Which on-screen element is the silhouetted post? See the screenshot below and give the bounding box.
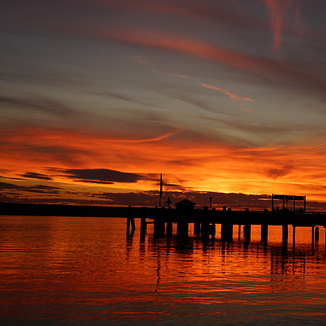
[238,225,241,241]
[244,224,251,242]
[165,206,173,238]
[210,223,216,237]
[292,225,296,249]
[201,221,209,239]
[140,207,147,241]
[159,173,163,208]
[282,224,288,244]
[315,227,319,242]
[311,226,315,251]
[202,221,214,238]
[140,216,147,233]
[177,220,188,239]
[201,207,210,239]
[154,208,165,238]
[129,206,135,230]
[154,217,165,238]
[221,223,233,241]
[194,222,201,236]
[261,224,268,243]
[221,207,233,241]
[127,205,135,236]
[166,221,173,238]
[140,219,146,243]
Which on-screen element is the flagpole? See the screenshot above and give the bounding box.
[159,173,163,208]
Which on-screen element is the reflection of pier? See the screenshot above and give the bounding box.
[136,206,326,244]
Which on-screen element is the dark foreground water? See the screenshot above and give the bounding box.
[0,216,325,325]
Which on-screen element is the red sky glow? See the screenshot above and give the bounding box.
[1,0,326,209]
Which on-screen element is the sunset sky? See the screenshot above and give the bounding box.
[1,0,326,209]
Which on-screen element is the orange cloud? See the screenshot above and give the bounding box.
[261,0,303,51]
[107,130,184,143]
[200,83,254,102]
[100,27,258,71]
[168,72,188,79]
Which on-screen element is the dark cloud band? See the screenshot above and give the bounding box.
[61,168,143,184]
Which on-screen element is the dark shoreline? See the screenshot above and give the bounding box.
[0,202,148,218]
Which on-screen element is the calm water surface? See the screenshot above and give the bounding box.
[0,216,325,325]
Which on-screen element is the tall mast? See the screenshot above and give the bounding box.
[159,173,163,207]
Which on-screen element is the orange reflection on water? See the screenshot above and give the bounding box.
[0,217,325,325]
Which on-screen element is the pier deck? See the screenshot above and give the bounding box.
[132,207,326,242]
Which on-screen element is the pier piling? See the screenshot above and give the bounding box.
[194,222,201,236]
[244,224,251,242]
[315,227,319,242]
[166,221,173,238]
[261,224,268,243]
[140,216,147,236]
[177,220,188,239]
[126,206,135,238]
[292,226,296,248]
[154,217,165,238]
[282,224,288,244]
[221,223,233,241]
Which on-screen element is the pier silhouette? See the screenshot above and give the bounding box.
[134,194,325,244]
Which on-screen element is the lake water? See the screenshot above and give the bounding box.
[0,215,325,325]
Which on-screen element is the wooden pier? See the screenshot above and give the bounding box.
[132,206,326,243]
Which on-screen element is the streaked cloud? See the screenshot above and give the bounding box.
[73,26,326,96]
[0,182,60,193]
[20,172,53,181]
[0,95,80,118]
[200,83,254,103]
[59,169,143,184]
[106,130,184,143]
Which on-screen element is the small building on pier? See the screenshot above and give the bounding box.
[175,199,196,210]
